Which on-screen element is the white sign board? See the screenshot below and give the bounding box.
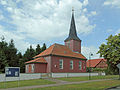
[117,64,120,69]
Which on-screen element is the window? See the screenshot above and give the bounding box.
[70,60,73,69]
[26,65,28,73]
[67,41,70,48]
[83,62,86,69]
[79,61,82,70]
[31,64,34,72]
[59,59,63,69]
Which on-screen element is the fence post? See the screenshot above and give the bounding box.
[40,73,42,79]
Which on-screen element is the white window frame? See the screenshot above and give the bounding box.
[79,61,82,70]
[70,60,73,69]
[26,65,28,73]
[59,59,63,69]
[31,64,34,72]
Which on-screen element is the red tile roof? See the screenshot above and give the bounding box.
[86,58,107,68]
[25,57,47,64]
[34,43,86,59]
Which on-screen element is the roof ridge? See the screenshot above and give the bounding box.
[94,60,103,67]
[88,58,104,61]
[51,43,56,55]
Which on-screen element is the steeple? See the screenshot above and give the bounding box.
[64,8,81,53]
[64,8,81,42]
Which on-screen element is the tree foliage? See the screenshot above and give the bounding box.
[36,44,41,55]
[97,34,120,74]
[0,36,47,73]
[41,43,46,52]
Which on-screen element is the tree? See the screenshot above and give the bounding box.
[0,50,7,72]
[23,45,36,61]
[36,44,41,55]
[97,34,120,74]
[17,52,25,73]
[41,43,46,52]
[7,39,18,67]
[0,36,9,72]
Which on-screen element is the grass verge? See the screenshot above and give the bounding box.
[30,80,120,90]
[0,79,56,89]
[57,75,119,82]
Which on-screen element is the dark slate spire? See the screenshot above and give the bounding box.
[64,8,81,42]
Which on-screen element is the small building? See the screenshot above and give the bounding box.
[25,9,87,73]
[86,58,107,69]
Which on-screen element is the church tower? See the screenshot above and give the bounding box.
[64,8,81,53]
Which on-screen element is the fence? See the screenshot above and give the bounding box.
[0,72,105,82]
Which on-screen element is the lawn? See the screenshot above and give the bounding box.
[0,79,56,89]
[57,75,119,82]
[30,80,120,90]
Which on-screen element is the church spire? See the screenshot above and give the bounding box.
[64,8,81,42]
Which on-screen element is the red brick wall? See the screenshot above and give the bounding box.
[51,56,86,73]
[96,60,107,68]
[34,63,47,73]
[65,40,81,53]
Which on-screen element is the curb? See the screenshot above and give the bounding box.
[105,85,120,90]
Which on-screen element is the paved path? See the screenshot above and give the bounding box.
[0,79,111,90]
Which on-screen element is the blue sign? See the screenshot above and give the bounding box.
[5,67,20,77]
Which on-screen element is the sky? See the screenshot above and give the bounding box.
[0,0,120,59]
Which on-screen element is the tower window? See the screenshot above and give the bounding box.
[67,41,70,48]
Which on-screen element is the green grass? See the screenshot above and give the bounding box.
[0,79,56,89]
[57,75,119,82]
[30,80,120,90]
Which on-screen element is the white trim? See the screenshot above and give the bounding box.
[79,61,82,70]
[70,60,73,69]
[31,64,34,73]
[59,59,63,69]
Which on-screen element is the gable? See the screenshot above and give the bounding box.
[86,59,106,68]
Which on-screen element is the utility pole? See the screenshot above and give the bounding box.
[89,52,93,80]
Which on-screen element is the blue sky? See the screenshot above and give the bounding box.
[0,0,120,59]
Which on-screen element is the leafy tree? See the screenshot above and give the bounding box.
[97,34,120,74]
[41,43,46,52]
[36,44,41,55]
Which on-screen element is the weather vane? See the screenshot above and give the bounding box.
[72,7,74,13]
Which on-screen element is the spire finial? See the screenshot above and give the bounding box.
[72,7,74,14]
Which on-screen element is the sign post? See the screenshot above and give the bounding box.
[116,64,120,80]
[5,67,20,88]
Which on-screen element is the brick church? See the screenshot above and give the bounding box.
[25,9,87,73]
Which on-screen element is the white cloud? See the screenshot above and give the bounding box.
[81,46,100,59]
[87,11,97,17]
[0,25,36,53]
[90,11,97,16]
[106,29,113,32]
[0,0,7,5]
[104,0,120,8]
[83,0,88,6]
[0,0,96,53]
[4,0,95,39]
